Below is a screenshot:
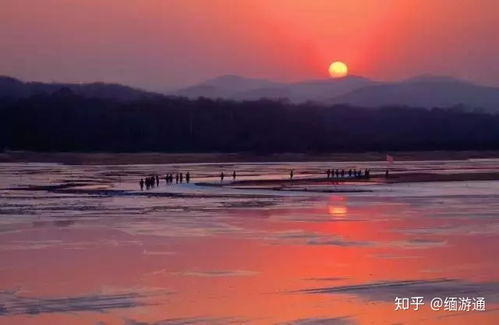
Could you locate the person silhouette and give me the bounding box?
[341,169,345,178]
[326,169,331,178]
[175,174,179,184]
[290,169,294,180]
[385,169,389,178]
[186,172,190,183]
[335,169,339,178]
[232,170,236,181]
[155,175,159,186]
[220,171,225,182]
[140,179,144,191]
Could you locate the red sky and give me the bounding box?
[0,0,498,90]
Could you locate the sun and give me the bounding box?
[329,61,348,78]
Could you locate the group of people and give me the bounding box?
[219,171,237,182]
[325,168,371,179]
[139,168,389,190]
[288,168,372,180]
[140,172,191,190]
[140,175,159,190]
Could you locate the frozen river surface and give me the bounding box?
[0,160,498,324]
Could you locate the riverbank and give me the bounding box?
[1,150,499,165]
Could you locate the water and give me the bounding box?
[0,160,498,324]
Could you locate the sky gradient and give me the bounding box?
[1,0,498,91]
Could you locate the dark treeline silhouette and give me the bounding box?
[1,93,498,153]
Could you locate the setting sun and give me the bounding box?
[329,61,348,78]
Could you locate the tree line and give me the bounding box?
[1,91,498,153]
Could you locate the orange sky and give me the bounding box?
[0,0,498,90]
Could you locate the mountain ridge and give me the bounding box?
[0,76,161,102]
[172,74,499,111]
[1,74,498,112]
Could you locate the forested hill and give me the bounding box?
[0,76,161,102]
[1,94,498,153]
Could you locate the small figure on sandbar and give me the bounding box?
[233,170,237,181]
[220,171,225,182]
[186,172,190,183]
[140,178,144,191]
[290,169,294,180]
[326,169,331,178]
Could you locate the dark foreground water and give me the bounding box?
[0,160,498,324]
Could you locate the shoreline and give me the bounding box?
[224,172,499,188]
[1,150,499,165]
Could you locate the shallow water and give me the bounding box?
[0,160,498,324]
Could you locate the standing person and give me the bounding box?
[220,171,225,182]
[156,175,159,186]
[290,169,294,180]
[326,169,331,179]
[348,169,352,177]
[180,173,183,183]
[335,169,339,178]
[175,174,179,184]
[385,169,389,178]
[186,172,190,183]
[139,179,144,191]
[341,169,345,178]
[232,170,236,181]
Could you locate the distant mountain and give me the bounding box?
[0,76,161,102]
[173,74,375,103]
[173,75,284,99]
[173,74,499,112]
[330,75,499,112]
[3,74,498,112]
[240,75,374,103]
